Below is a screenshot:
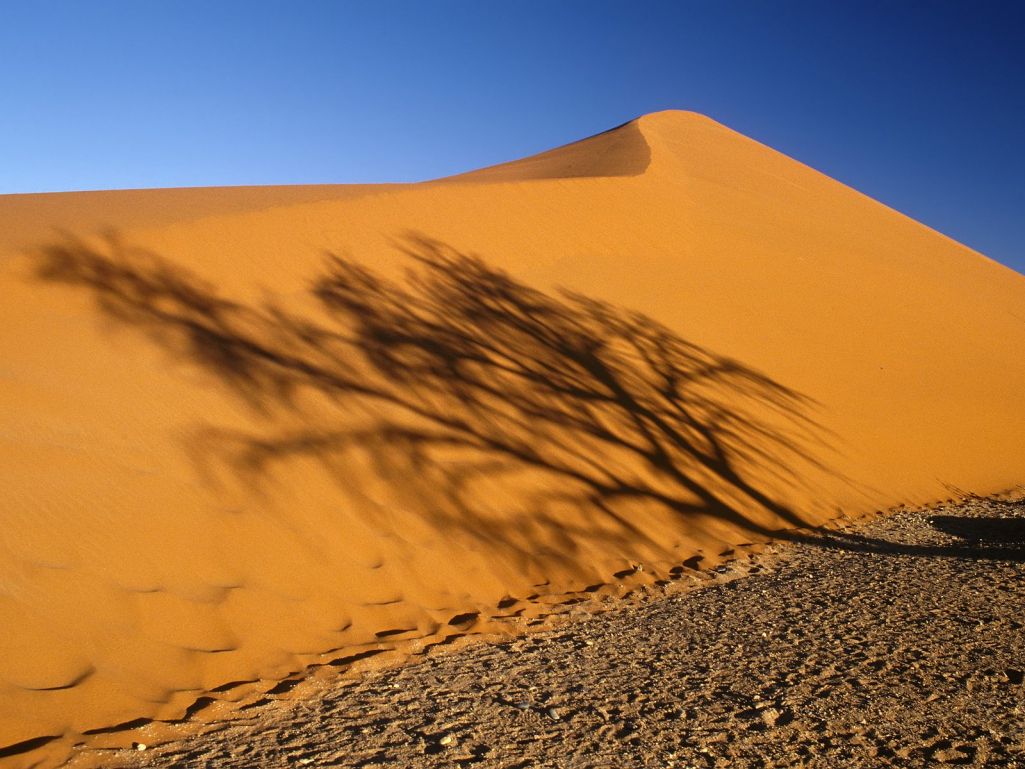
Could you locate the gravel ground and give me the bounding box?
[100,496,1025,768]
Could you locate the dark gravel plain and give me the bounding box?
[97,496,1025,768]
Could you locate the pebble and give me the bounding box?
[760,708,783,727]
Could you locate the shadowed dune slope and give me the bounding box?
[1,110,1024,763]
[439,118,650,181]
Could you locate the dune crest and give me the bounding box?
[1,111,1024,766]
[439,118,651,182]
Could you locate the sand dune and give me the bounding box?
[1,110,1024,765]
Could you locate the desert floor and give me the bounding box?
[82,496,1025,768]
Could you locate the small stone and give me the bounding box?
[439,734,455,746]
[547,707,560,720]
[760,707,791,727]
[133,743,147,751]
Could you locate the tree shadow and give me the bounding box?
[35,232,1013,569]
[798,530,1025,561]
[929,514,1025,544]
[777,504,1025,563]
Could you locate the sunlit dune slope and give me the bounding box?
[1,110,1024,763]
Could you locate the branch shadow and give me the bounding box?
[34,232,1015,568]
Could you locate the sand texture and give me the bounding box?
[82,495,1025,768]
[1,111,1024,765]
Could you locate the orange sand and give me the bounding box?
[1,111,1024,764]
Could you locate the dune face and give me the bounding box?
[1,110,1024,763]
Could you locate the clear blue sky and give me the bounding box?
[2,1,1022,272]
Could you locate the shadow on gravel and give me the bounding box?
[928,515,1025,544]
[783,507,1025,562]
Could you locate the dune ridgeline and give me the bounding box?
[1,111,1023,765]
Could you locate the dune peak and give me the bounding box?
[635,108,715,123]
